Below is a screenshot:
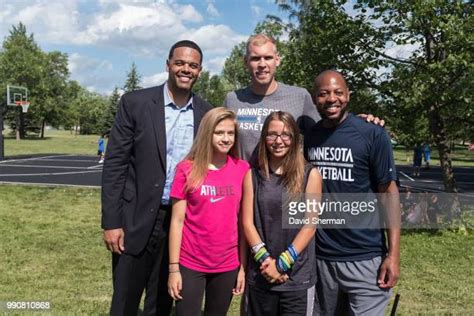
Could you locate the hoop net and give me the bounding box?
[15,101,30,113]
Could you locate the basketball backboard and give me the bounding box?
[7,85,28,106]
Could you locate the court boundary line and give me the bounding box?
[0,154,72,164]
[399,179,474,185]
[0,181,100,189]
[35,158,99,162]
[0,170,102,177]
[399,171,415,181]
[0,164,98,170]
[400,184,474,197]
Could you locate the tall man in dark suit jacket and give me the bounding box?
[102,40,213,315]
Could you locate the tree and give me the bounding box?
[68,87,108,135]
[207,75,227,106]
[62,80,82,132]
[37,51,70,138]
[193,71,226,106]
[100,86,121,133]
[222,42,250,91]
[356,0,474,195]
[274,0,386,115]
[0,23,44,139]
[78,92,108,135]
[0,23,70,139]
[193,71,210,101]
[123,62,142,93]
[274,1,473,196]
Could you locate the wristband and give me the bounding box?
[281,251,293,266]
[276,259,285,274]
[254,246,270,264]
[259,252,271,264]
[276,245,299,273]
[276,254,289,273]
[288,244,298,262]
[251,242,265,254]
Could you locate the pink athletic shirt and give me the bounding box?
[170,155,250,273]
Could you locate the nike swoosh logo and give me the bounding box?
[210,197,225,203]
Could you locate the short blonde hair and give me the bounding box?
[245,34,277,60]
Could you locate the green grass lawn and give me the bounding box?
[1,185,473,315]
[3,129,98,158]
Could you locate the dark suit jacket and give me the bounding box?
[101,84,212,255]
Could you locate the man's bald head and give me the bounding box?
[313,70,350,126]
[314,70,348,93]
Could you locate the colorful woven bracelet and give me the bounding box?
[288,244,298,262]
[276,258,286,274]
[254,246,270,264]
[276,245,299,273]
[284,251,294,265]
[259,252,270,264]
[277,253,291,273]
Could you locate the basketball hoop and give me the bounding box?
[15,101,30,113]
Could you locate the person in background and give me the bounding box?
[413,144,423,176]
[98,133,106,163]
[423,143,431,169]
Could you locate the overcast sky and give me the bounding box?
[0,0,285,94]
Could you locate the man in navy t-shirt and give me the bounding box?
[304,70,400,315]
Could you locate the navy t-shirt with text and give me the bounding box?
[304,113,397,261]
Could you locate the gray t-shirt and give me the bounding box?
[224,83,321,161]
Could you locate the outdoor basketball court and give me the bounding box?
[0,154,102,188]
[1,154,473,198]
[397,165,474,196]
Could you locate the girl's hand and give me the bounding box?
[233,266,246,295]
[260,257,287,284]
[167,272,183,300]
[277,274,289,283]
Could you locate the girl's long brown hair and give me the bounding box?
[184,107,239,192]
[257,111,305,195]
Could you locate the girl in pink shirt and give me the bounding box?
[168,107,249,316]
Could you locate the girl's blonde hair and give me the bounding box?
[184,107,239,191]
[257,111,305,196]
